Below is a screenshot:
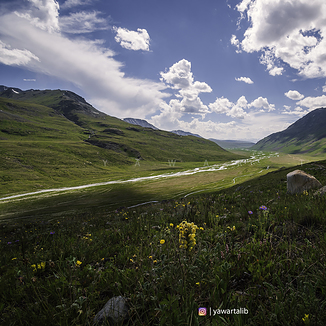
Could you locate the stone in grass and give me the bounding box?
[314,185,326,196]
[93,296,129,325]
[287,170,322,194]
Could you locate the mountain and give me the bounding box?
[209,139,255,149]
[123,118,158,130]
[0,86,244,195]
[171,130,203,138]
[252,108,326,154]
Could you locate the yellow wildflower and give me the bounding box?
[160,239,165,244]
[76,260,82,266]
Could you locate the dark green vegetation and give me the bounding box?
[1,159,326,325]
[0,87,242,197]
[252,108,326,155]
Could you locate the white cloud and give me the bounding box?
[14,0,60,33]
[237,0,326,78]
[160,59,212,116]
[323,83,326,92]
[150,107,292,142]
[160,59,194,89]
[209,95,248,119]
[282,106,308,117]
[235,76,254,84]
[0,12,168,118]
[284,90,304,100]
[0,40,40,65]
[259,48,284,76]
[113,26,150,51]
[249,96,275,112]
[296,95,326,110]
[59,11,109,33]
[230,34,241,53]
[61,0,92,9]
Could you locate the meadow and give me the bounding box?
[1,154,326,325]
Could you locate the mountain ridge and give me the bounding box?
[251,107,326,154]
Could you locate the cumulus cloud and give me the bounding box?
[250,96,275,112]
[284,90,304,100]
[235,76,254,84]
[296,95,326,110]
[150,106,292,142]
[159,59,212,115]
[14,0,60,33]
[236,0,326,78]
[0,6,168,118]
[0,40,40,65]
[113,27,150,51]
[59,11,109,33]
[209,96,248,119]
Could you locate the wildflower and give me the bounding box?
[76,260,82,266]
[199,227,204,230]
[259,205,267,210]
[196,282,200,285]
[170,223,174,227]
[12,257,17,261]
[50,232,55,235]
[227,226,236,231]
[130,259,134,263]
[177,220,198,251]
[101,258,105,261]
[248,211,253,215]
[153,260,157,264]
[31,264,37,272]
[149,256,153,259]
[7,242,12,245]
[160,239,165,244]
[302,314,309,323]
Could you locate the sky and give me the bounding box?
[1,0,326,142]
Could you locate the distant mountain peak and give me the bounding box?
[123,118,158,130]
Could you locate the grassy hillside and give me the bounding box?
[1,159,326,325]
[252,108,326,155]
[0,92,243,196]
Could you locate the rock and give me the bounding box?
[287,170,322,194]
[313,185,326,196]
[93,296,129,325]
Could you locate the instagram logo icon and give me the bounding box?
[198,307,207,316]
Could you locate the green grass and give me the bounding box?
[1,159,326,325]
[0,96,243,196]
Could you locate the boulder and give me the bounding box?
[287,170,322,194]
[314,185,326,196]
[93,296,129,325]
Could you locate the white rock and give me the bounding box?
[93,296,129,325]
[287,170,322,194]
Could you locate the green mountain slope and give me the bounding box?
[252,107,326,155]
[0,86,243,196]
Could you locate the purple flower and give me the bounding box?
[50,232,55,235]
[7,242,12,245]
[15,240,19,242]
[248,211,253,215]
[259,205,267,211]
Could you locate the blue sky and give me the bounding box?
[1,0,326,141]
